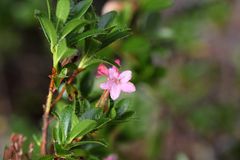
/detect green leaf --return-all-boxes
[72,0,93,19]
[80,98,91,109]
[111,99,135,122]
[80,108,103,120]
[67,119,97,143]
[39,155,54,160]
[117,111,135,121]
[100,28,131,50]
[33,134,41,146]
[35,11,57,47]
[61,19,88,40]
[54,39,77,67]
[46,0,51,20]
[95,118,111,130]
[70,149,87,157]
[70,112,78,127]
[53,124,61,144]
[98,11,117,29]
[87,58,119,68]
[70,29,105,46]
[75,99,91,117]
[58,68,68,78]
[85,38,102,54]
[59,106,73,141]
[110,108,117,119]
[54,142,71,157]
[115,99,130,117]
[66,140,108,150]
[56,0,71,23]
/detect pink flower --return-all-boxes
[98,62,136,100]
[104,154,118,160]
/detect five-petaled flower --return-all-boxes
[97,60,136,100]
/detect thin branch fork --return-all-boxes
[51,68,85,108]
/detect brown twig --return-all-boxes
[40,68,56,155]
[51,68,85,108]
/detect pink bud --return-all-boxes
[114,59,121,66]
[97,64,109,78]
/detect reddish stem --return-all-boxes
[40,68,56,155]
[96,90,110,112]
[51,68,84,108]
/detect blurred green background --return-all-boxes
[1,0,240,159]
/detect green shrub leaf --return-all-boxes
[80,108,103,120]
[85,38,102,54]
[54,143,71,157]
[53,123,63,144]
[95,118,111,130]
[117,111,135,121]
[98,11,117,29]
[35,11,57,48]
[56,0,71,23]
[59,106,73,141]
[72,0,93,19]
[110,108,117,119]
[66,140,107,150]
[54,39,77,67]
[67,119,97,143]
[115,99,130,117]
[100,28,131,50]
[70,29,105,46]
[38,155,54,160]
[61,19,88,40]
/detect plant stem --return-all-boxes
[96,90,110,112]
[51,68,85,108]
[40,68,56,155]
[46,0,51,20]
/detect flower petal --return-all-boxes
[100,81,111,90]
[119,70,132,83]
[110,84,121,100]
[97,64,108,78]
[108,67,119,79]
[121,82,136,93]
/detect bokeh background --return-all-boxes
[1,0,240,159]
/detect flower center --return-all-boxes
[115,79,120,84]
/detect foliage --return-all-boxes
[3,0,135,159]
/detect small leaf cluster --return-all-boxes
[45,99,134,159]
[35,0,130,70]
